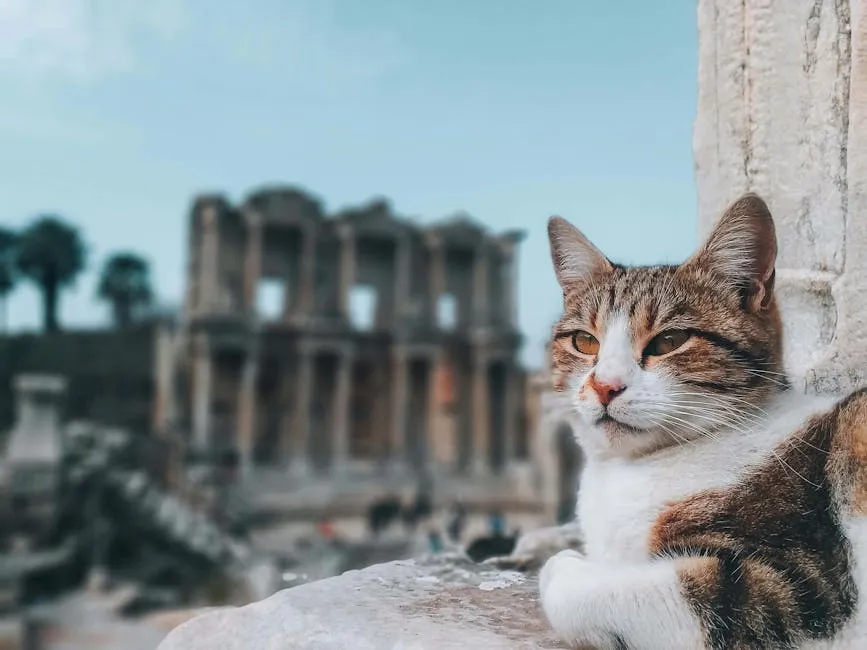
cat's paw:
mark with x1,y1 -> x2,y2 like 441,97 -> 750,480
539,548 -> 585,595
539,552 -> 617,649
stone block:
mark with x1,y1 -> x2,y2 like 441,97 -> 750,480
157,554 -> 567,650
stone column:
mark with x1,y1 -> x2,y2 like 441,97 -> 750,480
296,224 -> 317,321
694,0 -> 866,394
502,362 -> 520,464
290,349 -> 314,476
426,353 -> 442,467
471,348 -> 490,474
243,210 -> 264,313
337,225 -> 357,321
500,242 -> 518,327
236,350 -> 259,476
200,206 -> 220,312
332,348 -> 354,468
426,234 -> 446,323
473,243 -> 489,328
393,235 -> 412,325
152,321 -> 176,434
388,346 -> 409,470
192,335 -> 212,450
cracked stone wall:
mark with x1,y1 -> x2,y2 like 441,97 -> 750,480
695,0 -> 867,394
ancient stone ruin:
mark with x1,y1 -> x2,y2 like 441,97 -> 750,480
152,188 -> 536,514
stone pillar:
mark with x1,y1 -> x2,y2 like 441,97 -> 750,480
427,235 -> 446,323
471,348 -> 490,474
236,350 -> 259,475
243,210 -> 263,313
296,224 -> 317,321
426,353 -> 442,467
388,346 -> 409,470
332,349 -> 354,468
694,0 -> 866,394
200,206 -> 220,312
152,321 -> 177,433
192,335 -> 212,449
502,362 -> 520,464
393,235 -> 412,325
278,373 -> 293,464
500,242 -> 518,327
337,225 -> 357,321
290,349 -> 314,476
473,243 -> 489,328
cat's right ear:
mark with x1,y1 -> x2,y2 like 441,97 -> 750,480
682,193 -> 777,311
547,216 -> 612,289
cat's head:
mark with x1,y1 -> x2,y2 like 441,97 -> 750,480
548,193 -> 784,458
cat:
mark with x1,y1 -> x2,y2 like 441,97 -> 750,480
538,193 -> 867,649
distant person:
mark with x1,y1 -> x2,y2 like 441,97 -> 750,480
465,529 -> 520,563
427,529 -> 444,553
462,510 -> 521,562
402,480 -> 434,532
316,518 -> 335,540
445,501 -> 467,543
488,510 -> 505,536
367,495 -> 402,537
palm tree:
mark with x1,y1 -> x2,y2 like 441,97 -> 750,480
0,227 -> 18,334
16,215 -> 87,333
97,252 -> 154,328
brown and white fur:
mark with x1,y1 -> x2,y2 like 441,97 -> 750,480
539,194 -> 867,649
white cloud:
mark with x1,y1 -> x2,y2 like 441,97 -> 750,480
221,2 -> 404,91
0,0 -> 186,82
0,0 -> 404,90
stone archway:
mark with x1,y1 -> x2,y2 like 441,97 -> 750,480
554,423 -> 584,524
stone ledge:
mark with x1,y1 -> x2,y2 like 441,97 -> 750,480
156,552 -> 567,650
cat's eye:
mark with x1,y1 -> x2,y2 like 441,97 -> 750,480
644,330 -> 690,357
570,331 -> 600,356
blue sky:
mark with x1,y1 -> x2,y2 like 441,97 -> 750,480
0,0 -> 699,368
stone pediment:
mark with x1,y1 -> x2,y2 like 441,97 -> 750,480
243,186 -> 324,226
333,198 -> 415,238
191,194 -> 231,215
498,229 -> 527,244
428,212 -> 488,247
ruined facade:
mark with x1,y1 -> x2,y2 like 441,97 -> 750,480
156,187 -> 528,481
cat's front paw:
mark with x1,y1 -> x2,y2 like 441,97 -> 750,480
539,548 -> 585,595
539,552 -> 618,649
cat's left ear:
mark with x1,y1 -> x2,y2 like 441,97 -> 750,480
548,216 -> 613,289
681,193 -> 777,311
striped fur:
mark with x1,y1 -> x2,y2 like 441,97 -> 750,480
539,194 -> 867,649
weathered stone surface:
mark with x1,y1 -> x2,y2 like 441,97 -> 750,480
157,553 -> 566,650
694,0 -> 867,394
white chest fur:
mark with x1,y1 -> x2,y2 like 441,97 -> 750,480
576,392 -> 841,562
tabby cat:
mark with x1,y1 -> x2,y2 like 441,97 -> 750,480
539,194 -> 867,649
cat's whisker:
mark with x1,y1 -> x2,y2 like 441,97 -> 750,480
767,446 -> 823,489
642,399 -> 767,429
651,411 -> 727,443
745,368 -> 789,377
647,417 -> 691,448
654,402 -> 767,430
664,390 -> 772,416
657,398 -> 766,419
642,405 -> 761,442
745,370 -> 790,388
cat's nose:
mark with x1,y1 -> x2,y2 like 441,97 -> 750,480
587,374 -> 626,406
